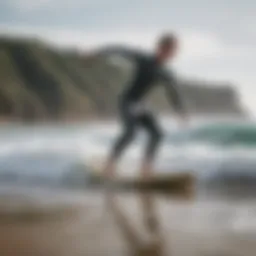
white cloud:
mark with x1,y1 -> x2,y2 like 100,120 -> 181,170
239,16 -> 256,38
7,0 -> 105,11
8,0 -> 52,11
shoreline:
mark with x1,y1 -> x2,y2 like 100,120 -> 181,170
0,187 -> 256,255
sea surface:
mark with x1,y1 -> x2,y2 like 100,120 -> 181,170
0,116 -> 255,185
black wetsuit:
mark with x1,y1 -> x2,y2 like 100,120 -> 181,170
99,46 -> 184,160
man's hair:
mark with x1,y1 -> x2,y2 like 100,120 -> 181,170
157,33 -> 178,49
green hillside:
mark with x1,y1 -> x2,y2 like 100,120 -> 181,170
0,37 -> 126,122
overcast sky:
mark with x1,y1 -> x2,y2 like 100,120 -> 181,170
0,0 -> 255,113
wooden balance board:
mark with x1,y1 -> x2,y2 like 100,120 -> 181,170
88,163 -> 195,195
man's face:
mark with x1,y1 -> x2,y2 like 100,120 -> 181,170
158,41 -> 179,63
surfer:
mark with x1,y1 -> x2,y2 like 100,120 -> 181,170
97,33 -> 187,179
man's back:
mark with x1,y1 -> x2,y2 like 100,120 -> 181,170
123,53 -> 164,102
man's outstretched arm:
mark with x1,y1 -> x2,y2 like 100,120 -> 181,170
94,45 -> 143,61
160,70 -> 188,124
160,70 -> 184,112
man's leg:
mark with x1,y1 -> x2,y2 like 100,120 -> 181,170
138,113 -> 163,179
103,117 -> 136,178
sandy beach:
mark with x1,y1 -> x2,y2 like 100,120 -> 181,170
0,186 -> 255,256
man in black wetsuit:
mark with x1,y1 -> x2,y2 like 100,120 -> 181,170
97,33 -> 187,179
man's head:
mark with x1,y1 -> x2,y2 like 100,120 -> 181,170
155,33 -> 179,63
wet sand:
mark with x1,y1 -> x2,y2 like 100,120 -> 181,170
0,186 -> 256,256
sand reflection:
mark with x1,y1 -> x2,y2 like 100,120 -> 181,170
106,192 -> 166,256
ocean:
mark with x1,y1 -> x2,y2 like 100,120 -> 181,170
0,116 -> 256,187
